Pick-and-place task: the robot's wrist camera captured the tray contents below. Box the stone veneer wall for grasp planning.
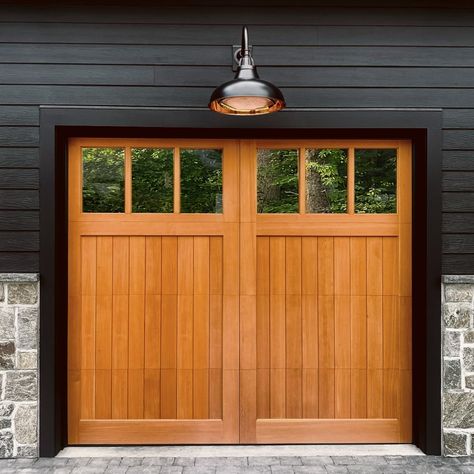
[443,275,474,456]
[0,274,38,458]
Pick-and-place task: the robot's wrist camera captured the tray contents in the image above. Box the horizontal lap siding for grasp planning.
[0,5,473,273]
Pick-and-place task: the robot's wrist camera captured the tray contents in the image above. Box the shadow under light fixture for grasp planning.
[209,26,285,116]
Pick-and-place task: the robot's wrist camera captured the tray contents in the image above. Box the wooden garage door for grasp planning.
[239,140,412,443]
[68,138,411,444]
[68,139,239,444]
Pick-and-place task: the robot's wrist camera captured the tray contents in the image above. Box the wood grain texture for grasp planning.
[69,138,411,444]
[68,139,238,444]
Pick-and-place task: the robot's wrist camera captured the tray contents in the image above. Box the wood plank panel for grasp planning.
[269,237,286,418]
[256,419,400,444]
[383,238,399,296]
[177,236,194,419]
[318,237,334,295]
[302,369,318,419]
[69,138,411,445]
[285,238,302,418]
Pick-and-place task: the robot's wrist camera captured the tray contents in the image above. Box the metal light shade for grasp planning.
[209,26,285,116]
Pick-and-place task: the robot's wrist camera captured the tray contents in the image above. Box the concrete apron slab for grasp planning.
[58,444,424,458]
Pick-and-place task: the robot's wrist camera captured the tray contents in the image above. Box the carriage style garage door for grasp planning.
[68,138,412,445]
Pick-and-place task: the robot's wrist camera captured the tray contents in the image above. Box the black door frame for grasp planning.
[39,106,442,456]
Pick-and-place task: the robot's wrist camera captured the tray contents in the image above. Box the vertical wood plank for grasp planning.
[318,237,334,296]
[160,354,177,420]
[144,369,161,419]
[367,369,383,418]
[335,369,351,418]
[128,237,145,419]
[351,296,367,370]
[350,237,367,296]
[209,368,223,419]
[318,296,335,419]
[162,237,180,417]
[367,237,383,296]
[302,237,318,295]
[81,238,96,381]
[144,295,161,370]
[318,296,335,370]
[302,294,318,370]
[335,296,351,419]
[111,237,129,420]
[193,236,210,419]
[383,238,399,296]
[96,237,113,382]
[128,297,145,418]
[303,369,318,418]
[95,370,111,419]
[383,296,400,370]
[286,237,302,419]
[351,369,367,418]
[334,237,350,296]
[269,237,286,419]
[163,236,178,295]
[367,296,383,370]
[128,369,144,419]
[145,236,161,295]
[318,368,335,419]
[177,236,194,419]
[111,370,127,419]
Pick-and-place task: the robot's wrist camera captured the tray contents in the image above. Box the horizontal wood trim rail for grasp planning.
[257,223,398,236]
[256,419,400,444]
[70,222,232,236]
[78,419,226,444]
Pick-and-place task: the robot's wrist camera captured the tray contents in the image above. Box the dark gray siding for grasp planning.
[0,5,473,273]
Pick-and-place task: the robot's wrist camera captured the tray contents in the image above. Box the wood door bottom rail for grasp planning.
[255,419,400,443]
[77,419,227,444]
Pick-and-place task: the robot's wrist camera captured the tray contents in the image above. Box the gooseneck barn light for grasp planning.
[209,26,285,116]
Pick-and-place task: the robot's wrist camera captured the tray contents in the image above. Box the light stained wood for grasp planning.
[69,139,240,444]
[318,296,335,370]
[367,237,383,296]
[302,369,318,418]
[367,369,384,419]
[335,296,351,369]
[335,369,351,418]
[318,237,334,295]
[69,138,411,445]
[95,370,111,419]
[256,418,400,443]
[79,419,226,444]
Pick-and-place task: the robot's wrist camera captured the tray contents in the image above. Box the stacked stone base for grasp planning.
[443,276,474,456]
[0,274,38,458]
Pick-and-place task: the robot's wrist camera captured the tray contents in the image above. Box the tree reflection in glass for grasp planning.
[82,147,125,213]
[305,149,348,213]
[355,149,396,214]
[132,148,174,213]
[257,149,299,213]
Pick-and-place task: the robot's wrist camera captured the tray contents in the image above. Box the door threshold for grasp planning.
[58,444,424,458]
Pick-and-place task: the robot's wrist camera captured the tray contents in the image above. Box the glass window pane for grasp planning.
[82,147,125,213]
[305,148,348,213]
[180,149,223,213]
[355,149,397,214]
[257,149,299,214]
[131,148,174,213]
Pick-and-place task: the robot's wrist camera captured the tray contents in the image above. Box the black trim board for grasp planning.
[39,107,442,456]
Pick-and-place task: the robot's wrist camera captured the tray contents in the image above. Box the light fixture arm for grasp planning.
[235,26,254,67]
